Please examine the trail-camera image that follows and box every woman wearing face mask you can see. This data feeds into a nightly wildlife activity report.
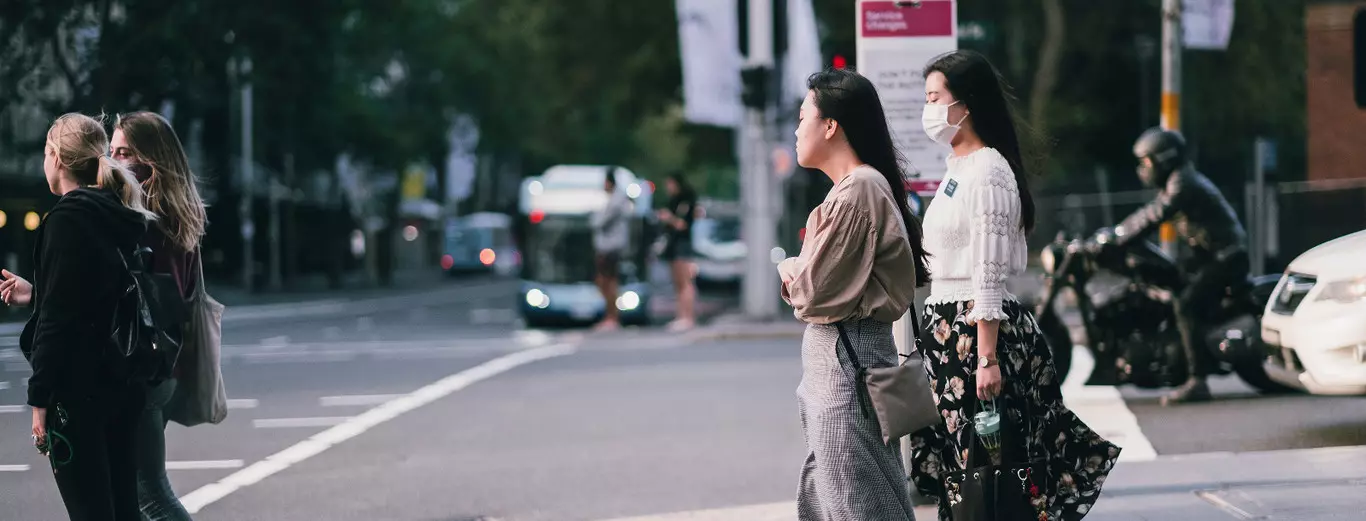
[22,113,157,520]
[779,68,930,520]
[910,50,1120,520]
[111,111,206,521]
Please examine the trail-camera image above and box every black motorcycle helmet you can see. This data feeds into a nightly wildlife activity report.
[1132,127,1188,188]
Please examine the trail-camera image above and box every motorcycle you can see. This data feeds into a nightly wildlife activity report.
[1033,228,1290,393]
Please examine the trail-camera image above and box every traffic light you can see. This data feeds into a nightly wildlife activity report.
[832,54,848,70]
[741,65,771,109]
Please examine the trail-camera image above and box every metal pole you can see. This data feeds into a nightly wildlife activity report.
[742,0,778,319]
[1159,0,1182,258]
[239,56,255,291]
[1251,139,1267,276]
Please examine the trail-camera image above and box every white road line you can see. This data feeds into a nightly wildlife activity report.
[252,417,350,429]
[166,460,245,471]
[319,394,404,407]
[0,381,9,390]
[596,502,938,521]
[178,343,576,514]
[0,405,26,413]
[226,399,259,410]
[0,464,31,472]
[1062,345,1159,462]
[259,336,290,348]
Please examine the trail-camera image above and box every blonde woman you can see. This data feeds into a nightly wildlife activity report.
[15,113,156,519]
[111,111,207,520]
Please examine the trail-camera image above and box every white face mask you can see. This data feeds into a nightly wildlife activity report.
[922,101,967,147]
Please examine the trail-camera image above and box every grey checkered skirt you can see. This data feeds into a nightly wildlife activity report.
[797,319,915,521]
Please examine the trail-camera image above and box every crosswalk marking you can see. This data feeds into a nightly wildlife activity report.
[596,502,938,521]
[252,416,351,429]
[166,460,245,470]
[226,399,259,410]
[0,405,26,413]
[0,464,31,472]
[1062,345,1159,462]
[319,394,404,407]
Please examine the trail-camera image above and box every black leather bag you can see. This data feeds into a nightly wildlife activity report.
[944,394,1048,521]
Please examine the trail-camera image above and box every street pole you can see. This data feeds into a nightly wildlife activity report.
[741,0,779,319]
[239,56,256,291]
[1159,0,1182,257]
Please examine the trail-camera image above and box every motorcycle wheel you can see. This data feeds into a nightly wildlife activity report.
[1232,359,1296,394]
[1037,309,1073,383]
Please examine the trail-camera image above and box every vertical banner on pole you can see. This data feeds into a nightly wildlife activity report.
[856,0,957,196]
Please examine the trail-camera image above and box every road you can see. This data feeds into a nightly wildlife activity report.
[1,275,1364,520]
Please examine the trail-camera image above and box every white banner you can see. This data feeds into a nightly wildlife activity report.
[782,0,824,106]
[856,0,958,194]
[1183,0,1235,51]
[676,0,744,128]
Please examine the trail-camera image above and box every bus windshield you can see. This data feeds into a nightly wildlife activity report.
[522,216,598,284]
[522,214,649,285]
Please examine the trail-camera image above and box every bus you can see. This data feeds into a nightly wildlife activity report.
[442,212,518,276]
[516,165,655,327]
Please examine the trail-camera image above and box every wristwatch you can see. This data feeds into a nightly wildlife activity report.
[978,355,998,369]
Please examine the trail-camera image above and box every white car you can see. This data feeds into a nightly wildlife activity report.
[1261,229,1366,395]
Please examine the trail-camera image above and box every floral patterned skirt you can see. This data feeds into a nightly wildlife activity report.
[909,300,1121,521]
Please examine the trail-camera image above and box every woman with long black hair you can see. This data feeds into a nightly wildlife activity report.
[777,67,930,520]
[911,50,1120,520]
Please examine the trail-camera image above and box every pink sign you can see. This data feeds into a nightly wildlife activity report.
[861,1,954,38]
[908,179,941,195]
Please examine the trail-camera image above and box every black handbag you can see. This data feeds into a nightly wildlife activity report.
[944,393,1048,521]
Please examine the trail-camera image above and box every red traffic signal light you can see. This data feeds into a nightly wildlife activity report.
[832,55,847,70]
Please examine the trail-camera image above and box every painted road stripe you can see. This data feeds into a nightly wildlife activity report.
[252,417,350,429]
[1062,345,1159,462]
[597,502,938,521]
[319,394,404,407]
[178,343,577,514]
[0,464,31,472]
[166,460,245,471]
[0,405,26,413]
[0,381,8,390]
[226,399,259,410]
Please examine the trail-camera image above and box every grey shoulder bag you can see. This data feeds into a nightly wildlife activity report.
[835,313,941,446]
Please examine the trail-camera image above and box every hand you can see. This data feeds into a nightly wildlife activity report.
[976,364,1003,400]
[1,269,33,307]
[31,407,46,453]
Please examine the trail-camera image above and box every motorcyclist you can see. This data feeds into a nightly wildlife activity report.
[1104,127,1249,405]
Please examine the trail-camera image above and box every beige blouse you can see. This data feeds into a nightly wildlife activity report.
[778,165,918,324]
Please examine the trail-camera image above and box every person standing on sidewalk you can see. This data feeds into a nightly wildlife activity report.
[111,111,207,520]
[590,167,633,332]
[778,68,931,521]
[656,173,698,332]
[16,113,157,520]
[910,50,1120,520]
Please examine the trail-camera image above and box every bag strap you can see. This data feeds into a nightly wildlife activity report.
[833,322,873,420]
[192,248,206,300]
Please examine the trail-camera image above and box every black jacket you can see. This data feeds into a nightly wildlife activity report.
[20,187,149,408]
[1114,167,1247,257]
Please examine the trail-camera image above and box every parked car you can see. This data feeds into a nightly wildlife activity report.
[691,201,744,286]
[443,212,519,276]
[1261,229,1366,395]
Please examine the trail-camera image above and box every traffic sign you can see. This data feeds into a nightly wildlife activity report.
[856,0,958,195]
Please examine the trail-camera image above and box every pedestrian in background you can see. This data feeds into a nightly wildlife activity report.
[9,113,157,520]
[656,173,698,332]
[112,111,208,520]
[778,67,931,521]
[591,166,633,332]
[911,49,1120,520]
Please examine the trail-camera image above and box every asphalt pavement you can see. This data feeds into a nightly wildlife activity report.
[0,271,1363,520]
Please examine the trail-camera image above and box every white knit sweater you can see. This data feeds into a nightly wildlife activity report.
[921,147,1028,323]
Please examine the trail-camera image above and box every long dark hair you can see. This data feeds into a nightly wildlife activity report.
[925,50,1036,232]
[807,68,931,286]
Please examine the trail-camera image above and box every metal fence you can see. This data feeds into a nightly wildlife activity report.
[1032,178,1366,276]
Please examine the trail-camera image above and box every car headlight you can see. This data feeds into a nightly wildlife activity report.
[1315,277,1366,304]
[526,289,550,309]
[616,291,640,311]
[1040,247,1056,273]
